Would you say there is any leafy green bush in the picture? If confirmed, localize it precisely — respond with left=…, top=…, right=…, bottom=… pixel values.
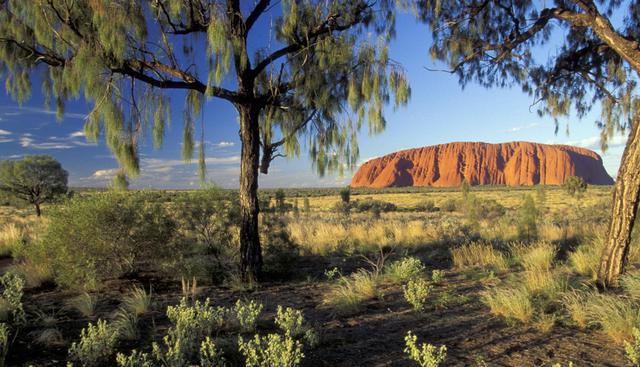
left=275, top=306, right=305, bottom=337
left=234, top=299, right=263, bottom=333
left=517, top=195, right=538, bottom=241
left=173, top=188, right=240, bottom=279
left=116, top=350, right=153, bottom=367
left=563, top=176, right=587, bottom=197
left=385, top=257, right=426, bottom=283
left=404, top=331, right=447, bottom=367
left=238, top=333, right=304, bottom=367
left=431, top=270, right=444, bottom=283
left=68, top=319, right=118, bottom=367
left=0, top=273, right=25, bottom=325
left=625, top=327, right=640, bottom=366
left=350, top=199, right=397, bottom=213
left=153, top=298, right=226, bottom=365
left=414, top=200, right=438, bottom=212
left=199, top=337, right=226, bottom=367
left=403, top=279, right=432, bottom=312
left=40, top=191, right=179, bottom=289
left=0, top=323, right=8, bottom=367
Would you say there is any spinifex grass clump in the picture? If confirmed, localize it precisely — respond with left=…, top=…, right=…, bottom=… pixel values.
left=322, top=269, right=380, bottom=315
left=451, top=242, right=507, bottom=271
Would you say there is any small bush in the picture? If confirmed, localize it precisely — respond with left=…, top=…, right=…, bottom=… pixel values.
left=431, top=270, right=444, bottom=283
left=414, top=200, right=438, bottom=212
left=234, top=299, right=263, bottom=333
left=625, top=327, right=640, bottom=366
left=238, top=333, right=304, bottom=367
left=385, top=257, right=426, bottom=283
left=116, top=350, right=153, bottom=367
left=68, top=319, right=118, bottom=367
left=0, top=323, right=9, bottom=367
left=41, top=191, right=179, bottom=289
left=440, top=198, right=459, bottom=212
left=451, top=242, right=507, bottom=271
left=199, top=337, right=226, bottom=367
left=275, top=306, right=305, bottom=337
left=322, top=269, right=379, bottom=315
left=564, top=176, right=587, bottom=197
left=350, top=199, right=397, bottom=213
left=481, top=286, right=533, bottom=323
left=0, top=273, right=25, bottom=325
left=403, top=279, right=432, bottom=312
left=404, top=331, right=447, bottom=367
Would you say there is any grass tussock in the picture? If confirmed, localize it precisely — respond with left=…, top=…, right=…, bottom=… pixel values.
left=322, top=269, right=380, bottom=315
left=67, top=293, right=97, bottom=318
left=570, top=234, right=605, bottom=280
left=451, top=242, right=507, bottom=271
left=121, top=286, right=151, bottom=316
left=586, top=293, right=640, bottom=344
left=481, top=286, right=534, bottom=323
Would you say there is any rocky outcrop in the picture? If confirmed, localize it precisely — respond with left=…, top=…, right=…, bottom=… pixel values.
left=351, top=141, right=614, bottom=188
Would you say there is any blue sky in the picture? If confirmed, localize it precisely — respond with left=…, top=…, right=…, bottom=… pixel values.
left=0, top=11, right=629, bottom=189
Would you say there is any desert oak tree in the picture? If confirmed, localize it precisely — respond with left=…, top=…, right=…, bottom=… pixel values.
left=417, top=0, right=640, bottom=287
left=0, top=155, right=68, bottom=216
left=0, top=1, right=410, bottom=280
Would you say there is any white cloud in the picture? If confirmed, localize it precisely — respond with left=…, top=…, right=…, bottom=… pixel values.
left=20, top=136, right=74, bottom=150
left=214, top=141, right=235, bottom=148
left=503, top=123, right=541, bottom=133
left=0, top=138, right=13, bottom=144
left=558, top=134, right=627, bottom=151
left=68, top=130, right=85, bottom=138
left=1, top=106, right=86, bottom=120
left=0, top=129, right=10, bottom=135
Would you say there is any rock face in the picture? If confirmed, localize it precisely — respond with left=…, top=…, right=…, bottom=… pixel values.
left=351, top=141, right=614, bottom=188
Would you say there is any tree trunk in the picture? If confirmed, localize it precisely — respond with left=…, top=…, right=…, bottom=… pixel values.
left=34, top=202, right=41, bottom=217
left=238, top=104, right=263, bottom=282
left=597, top=115, right=640, bottom=288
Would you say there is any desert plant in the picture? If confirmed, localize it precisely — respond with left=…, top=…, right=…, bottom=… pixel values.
left=275, top=306, right=305, bottom=338
left=41, top=191, right=179, bottom=289
left=562, top=291, right=591, bottom=328
left=199, top=337, right=226, bottom=367
left=122, top=286, right=152, bottom=316
left=339, top=187, right=351, bottom=204
left=623, top=274, right=640, bottom=301
left=517, top=195, right=538, bottom=241
left=404, top=331, right=447, bottom=367
left=67, top=293, right=97, bottom=318
left=451, top=242, right=507, bottom=271
left=385, top=257, right=426, bottom=283
left=586, top=293, right=640, bottom=343
left=0, top=272, right=25, bottom=325
left=322, top=269, right=379, bottom=315
left=112, top=308, right=139, bottom=341
left=234, top=300, right=264, bottom=333
left=431, top=270, right=444, bottom=283
left=32, top=328, right=65, bottom=347
left=625, top=327, right=640, bottom=366
left=569, top=234, right=605, bottom=280
left=403, top=279, right=432, bottom=312
left=153, top=298, right=226, bottom=365
left=116, top=350, right=154, bottom=367
left=564, top=176, right=587, bottom=198
left=68, top=319, right=118, bottom=367
left=0, top=323, right=8, bottom=367
left=303, top=198, right=310, bottom=214
left=238, top=333, right=304, bottom=367
left=481, top=286, right=533, bottom=323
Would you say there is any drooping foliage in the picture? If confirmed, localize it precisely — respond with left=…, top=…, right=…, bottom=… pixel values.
left=0, top=0, right=410, bottom=181
left=416, top=0, right=639, bottom=148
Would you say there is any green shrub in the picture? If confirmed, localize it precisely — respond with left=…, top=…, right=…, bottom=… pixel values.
left=41, top=191, right=179, bottom=289
left=404, top=331, right=446, bottom=367
left=625, top=327, right=640, bottom=366
left=199, top=337, right=226, bottom=367
left=563, top=176, right=587, bottom=197
left=68, top=319, right=118, bottom=367
left=262, top=216, right=300, bottom=277
left=403, top=279, right=432, bottom=312
left=350, top=199, right=397, bottom=213
left=275, top=306, right=305, bottom=337
left=440, top=198, right=459, bottom=212
left=517, top=195, right=538, bottom=241
left=238, top=333, right=304, bottom=367
left=414, top=200, right=438, bottom=212
left=431, top=270, right=444, bottom=283
left=0, top=323, right=8, bottom=367
left=0, top=273, right=25, bottom=325
left=385, top=257, right=426, bottom=283
left=153, top=298, right=227, bottom=365
left=234, top=299, right=263, bottom=333
left=116, top=350, right=153, bottom=367
left=339, top=187, right=350, bottom=204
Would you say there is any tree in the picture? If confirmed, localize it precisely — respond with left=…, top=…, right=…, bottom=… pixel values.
left=564, top=176, right=588, bottom=198
left=303, top=197, right=311, bottom=215
left=417, top=0, right=640, bottom=288
left=460, top=179, right=470, bottom=200
left=517, top=194, right=538, bottom=241
left=340, top=187, right=351, bottom=204
left=0, top=155, right=68, bottom=216
left=0, top=1, right=410, bottom=280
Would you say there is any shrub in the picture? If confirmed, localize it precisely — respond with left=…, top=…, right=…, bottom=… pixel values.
left=238, top=333, right=304, bottom=367
left=262, top=216, right=300, bottom=277
left=173, top=188, right=240, bottom=279
left=481, top=286, right=533, bottom=323
left=385, top=257, right=426, bottom=283
left=440, top=198, right=459, bottom=212
left=625, top=327, right=640, bottom=367
left=517, top=195, right=538, bottom=241
left=350, top=199, right=397, bottom=213
left=153, top=298, right=227, bottom=365
left=41, top=191, right=179, bottom=289
left=0, top=323, right=8, bottom=367
left=404, top=331, right=447, bottom=367
left=0, top=272, right=25, bottom=325
left=339, top=187, right=350, bottom=204
left=451, top=242, right=507, bottom=271
left=431, top=270, right=444, bottom=283
left=275, top=306, right=305, bottom=337
left=414, top=200, right=438, bottom=212
left=68, top=319, right=118, bottom=367
left=199, top=337, right=226, bottom=367
left=234, top=299, right=263, bottom=333
left=564, top=176, right=587, bottom=197
left=116, top=350, right=153, bottom=367
left=403, top=279, right=432, bottom=312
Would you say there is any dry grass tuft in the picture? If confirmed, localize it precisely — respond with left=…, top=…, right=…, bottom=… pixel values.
left=481, top=286, right=533, bottom=323
left=322, top=269, right=380, bottom=315
left=451, top=242, right=507, bottom=271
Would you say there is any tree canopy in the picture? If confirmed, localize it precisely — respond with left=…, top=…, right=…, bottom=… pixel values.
left=0, top=155, right=68, bottom=216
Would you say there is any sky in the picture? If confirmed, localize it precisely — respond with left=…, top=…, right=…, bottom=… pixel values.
left=0, top=10, right=630, bottom=189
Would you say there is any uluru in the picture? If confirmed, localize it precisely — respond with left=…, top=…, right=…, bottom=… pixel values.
left=351, top=141, right=614, bottom=188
